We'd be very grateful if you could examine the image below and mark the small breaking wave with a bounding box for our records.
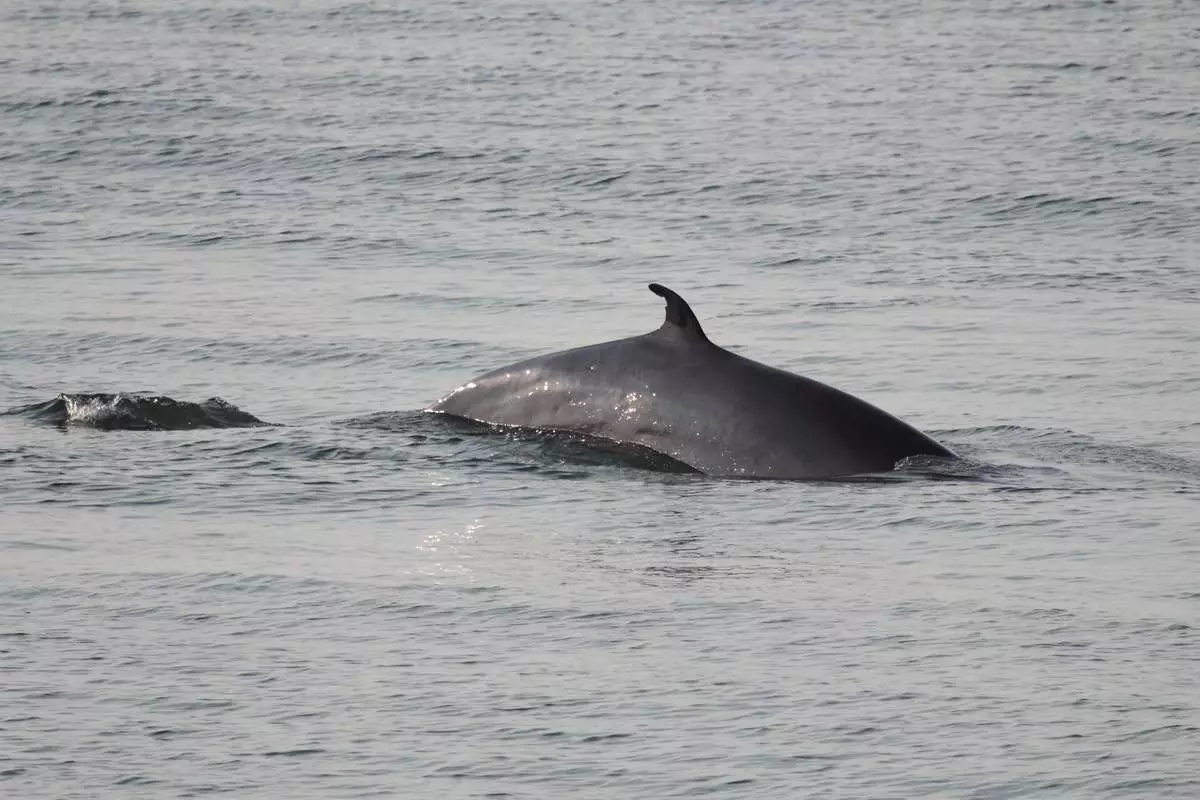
[5,393,269,430]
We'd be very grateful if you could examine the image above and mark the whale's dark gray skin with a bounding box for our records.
[426,284,955,479]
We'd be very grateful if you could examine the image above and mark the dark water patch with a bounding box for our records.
[1144,108,1200,121]
[1074,132,1193,158]
[0,91,136,113]
[979,60,1109,73]
[760,254,837,269]
[422,414,700,476]
[124,571,355,600]
[964,191,1156,222]
[351,291,541,310]
[259,748,326,758]
[5,393,269,430]
[809,295,925,313]
[220,433,426,466]
[335,410,432,433]
[3,539,79,552]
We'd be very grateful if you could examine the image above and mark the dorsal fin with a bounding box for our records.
[648,283,709,343]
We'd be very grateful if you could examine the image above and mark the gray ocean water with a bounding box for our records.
[3,0,1199,797]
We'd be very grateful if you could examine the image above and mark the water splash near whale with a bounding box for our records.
[5,393,269,430]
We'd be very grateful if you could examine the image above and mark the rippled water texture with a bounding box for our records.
[2,0,1198,797]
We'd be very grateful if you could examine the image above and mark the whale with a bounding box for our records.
[425,283,955,479]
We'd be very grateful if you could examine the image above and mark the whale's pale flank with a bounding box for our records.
[426,284,955,479]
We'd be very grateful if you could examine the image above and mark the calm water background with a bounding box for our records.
[3,0,1199,797]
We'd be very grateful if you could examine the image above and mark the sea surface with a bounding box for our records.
[3,0,1199,797]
